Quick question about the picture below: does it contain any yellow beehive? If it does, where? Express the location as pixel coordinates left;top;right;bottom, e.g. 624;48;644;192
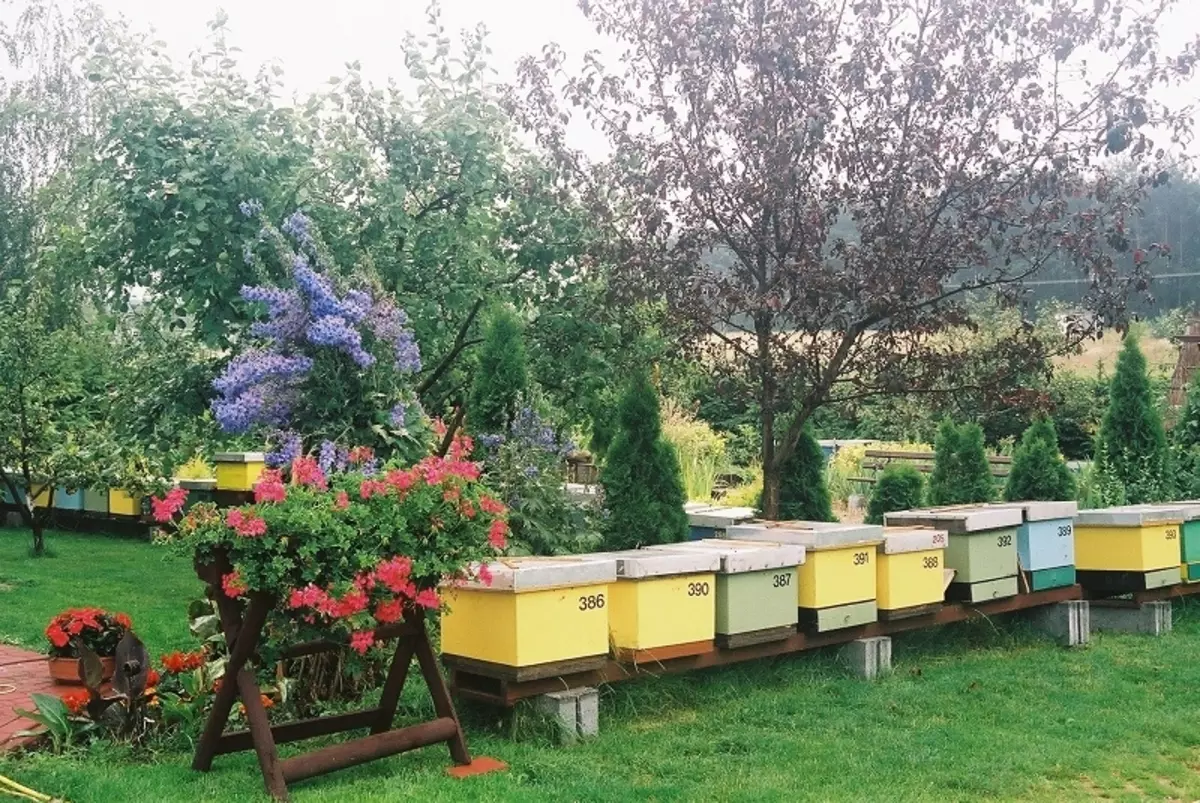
108;489;142;517
1075;507;1183;572
729;521;883;609
876;527;948;611
214;452;266;492
29;484;52;508
440;557;617;669
600;549;720;657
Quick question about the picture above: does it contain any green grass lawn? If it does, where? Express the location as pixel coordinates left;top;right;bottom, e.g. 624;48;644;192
4;528;1200;802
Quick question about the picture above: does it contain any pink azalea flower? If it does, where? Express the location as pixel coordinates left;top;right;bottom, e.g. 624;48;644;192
374;599;404;624
291;456;328;490
477;563;493;587
334;491;350;510
349;630;375;655
222;570;248;599
414;588;440;610
375;556;413;593
488;519;508;550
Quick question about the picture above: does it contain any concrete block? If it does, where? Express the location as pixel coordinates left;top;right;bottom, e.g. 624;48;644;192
3;512;22;528
1090;600;1173;636
534;687;600;742
843;636;892;680
1033;600;1090;647
576;687;599;737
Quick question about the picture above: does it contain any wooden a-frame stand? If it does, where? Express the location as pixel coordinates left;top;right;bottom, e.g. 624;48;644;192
194;555;496;801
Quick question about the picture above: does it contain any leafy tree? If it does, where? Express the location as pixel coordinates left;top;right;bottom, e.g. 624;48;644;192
468;306;528;434
1004;418;1076;502
600;371;688;549
0;283;116;555
930;420;995;505
1172;372;1200;499
1095;333;1169;504
867;465;925;525
774;427;834;522
513;0;1192;516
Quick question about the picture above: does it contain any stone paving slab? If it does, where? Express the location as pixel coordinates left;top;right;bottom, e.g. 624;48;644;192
0;644;56;752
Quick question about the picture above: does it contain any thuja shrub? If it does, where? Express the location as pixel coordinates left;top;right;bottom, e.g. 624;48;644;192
775;427;834;522
1004;417;1076;502
929;419;995;505
866;464;925;525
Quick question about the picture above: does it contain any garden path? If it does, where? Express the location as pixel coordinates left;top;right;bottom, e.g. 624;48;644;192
0;645;54;752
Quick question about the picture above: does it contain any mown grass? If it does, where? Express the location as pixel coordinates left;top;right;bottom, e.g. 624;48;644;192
4;528;1200;802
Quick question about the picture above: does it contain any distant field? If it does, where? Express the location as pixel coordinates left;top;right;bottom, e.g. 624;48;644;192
1054;330;1177;378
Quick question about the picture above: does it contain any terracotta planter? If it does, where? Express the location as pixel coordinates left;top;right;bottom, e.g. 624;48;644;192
48;655;115;686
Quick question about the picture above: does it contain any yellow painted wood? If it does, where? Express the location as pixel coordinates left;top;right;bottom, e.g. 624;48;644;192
215;460;265;492
608;573;716;651
440;582;611;667
108;489;142;517
876;549;944;611
1075;524;1180;572
29;485;52;508
798;545;877;609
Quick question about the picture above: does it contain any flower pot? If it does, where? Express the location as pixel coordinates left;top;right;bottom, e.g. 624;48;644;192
48;655;115;686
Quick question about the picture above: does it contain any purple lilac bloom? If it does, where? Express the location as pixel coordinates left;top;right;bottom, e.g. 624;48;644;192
394;330;421;373
318;440;337;474
307;316;375;367
390;403;407;429
239;199;263;218
281;211;314;251
479;433;505;450
265;430;303;468
343;290;372;324
213;351;313;398
523;465;540;478
360;458;380;476
334;446;349;473
211;386;293;434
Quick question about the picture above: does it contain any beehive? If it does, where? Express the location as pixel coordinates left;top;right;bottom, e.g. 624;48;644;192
29;484;53;508
1125;501;1200;583
108;489;142;517
53;487;84;511
177;478;218;510
1075;505;1186;592
82;488;108;514
684;506;758;541
649;539;805;647
728;521;883;631
440;557;617;679
214;452;266;492
885;506;1021;603
988;500;1078;590
876;527;948;618
597;549;721;661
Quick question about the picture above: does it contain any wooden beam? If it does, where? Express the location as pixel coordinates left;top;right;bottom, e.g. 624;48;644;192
279;718;460;783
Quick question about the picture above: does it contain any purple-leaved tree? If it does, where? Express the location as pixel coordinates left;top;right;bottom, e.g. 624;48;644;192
512;0;1198;517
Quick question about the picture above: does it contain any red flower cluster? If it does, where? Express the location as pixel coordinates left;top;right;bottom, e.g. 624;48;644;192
349;630;375;654
348;446;375;465
253;469;287;503
61;689;90;715
479;495;505;516
488;519;508;550
151;488;189;523
222;570;248;599
226;508;267;537
291;456;328;490
44;608;131;650
161;650;206;674
146;668;161;687
334;491;350;510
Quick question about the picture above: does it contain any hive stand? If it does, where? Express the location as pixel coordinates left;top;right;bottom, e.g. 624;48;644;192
194;555;497;801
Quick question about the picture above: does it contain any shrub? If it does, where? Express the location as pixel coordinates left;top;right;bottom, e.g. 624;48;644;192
775;427;834;521
600;371;688;549
1003;418;1076;502
866;465;925;524
1094;333;1169;504
468;306;528;434
929;420;995;505
1049;369;1109;460
661;399;727;502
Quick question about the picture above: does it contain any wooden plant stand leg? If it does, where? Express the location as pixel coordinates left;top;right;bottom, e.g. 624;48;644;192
190;560;491;801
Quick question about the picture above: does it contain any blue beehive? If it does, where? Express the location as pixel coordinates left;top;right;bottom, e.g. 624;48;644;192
995;501;1077;590
54;487;85;511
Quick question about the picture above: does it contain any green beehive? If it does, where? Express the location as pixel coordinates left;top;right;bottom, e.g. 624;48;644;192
650;539;805;648
82;488;109;514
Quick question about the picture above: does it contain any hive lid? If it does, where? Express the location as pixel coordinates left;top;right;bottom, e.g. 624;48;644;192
726;520;884;549
884;505;1022;533
1121;501;1200;521
987;501;1078;522
686;506;759;528
213;451;266;463
459;556;617;591
175;478;217;491
684;501;712;512
588;548;722;578
1076;506;1188;527
879;526;949;554
647;539;806;572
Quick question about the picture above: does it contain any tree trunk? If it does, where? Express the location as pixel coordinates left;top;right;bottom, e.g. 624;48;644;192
761;459;782;520
30;515;45;557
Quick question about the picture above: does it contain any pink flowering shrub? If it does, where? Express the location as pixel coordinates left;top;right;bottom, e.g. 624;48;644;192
158;430;506;654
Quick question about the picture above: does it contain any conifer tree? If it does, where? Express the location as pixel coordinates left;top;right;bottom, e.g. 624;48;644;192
1004;417;1076;501
1173;372;1200;498
600;371;688;549
1095;333;1168;504
929;420;995;505
775;426;834;521
468;306;528;434
867;464;925;525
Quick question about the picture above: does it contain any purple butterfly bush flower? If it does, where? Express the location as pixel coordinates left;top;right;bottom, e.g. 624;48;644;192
239;199;263;218
390;402;407;429
265;430;303;468
281;211;315;251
